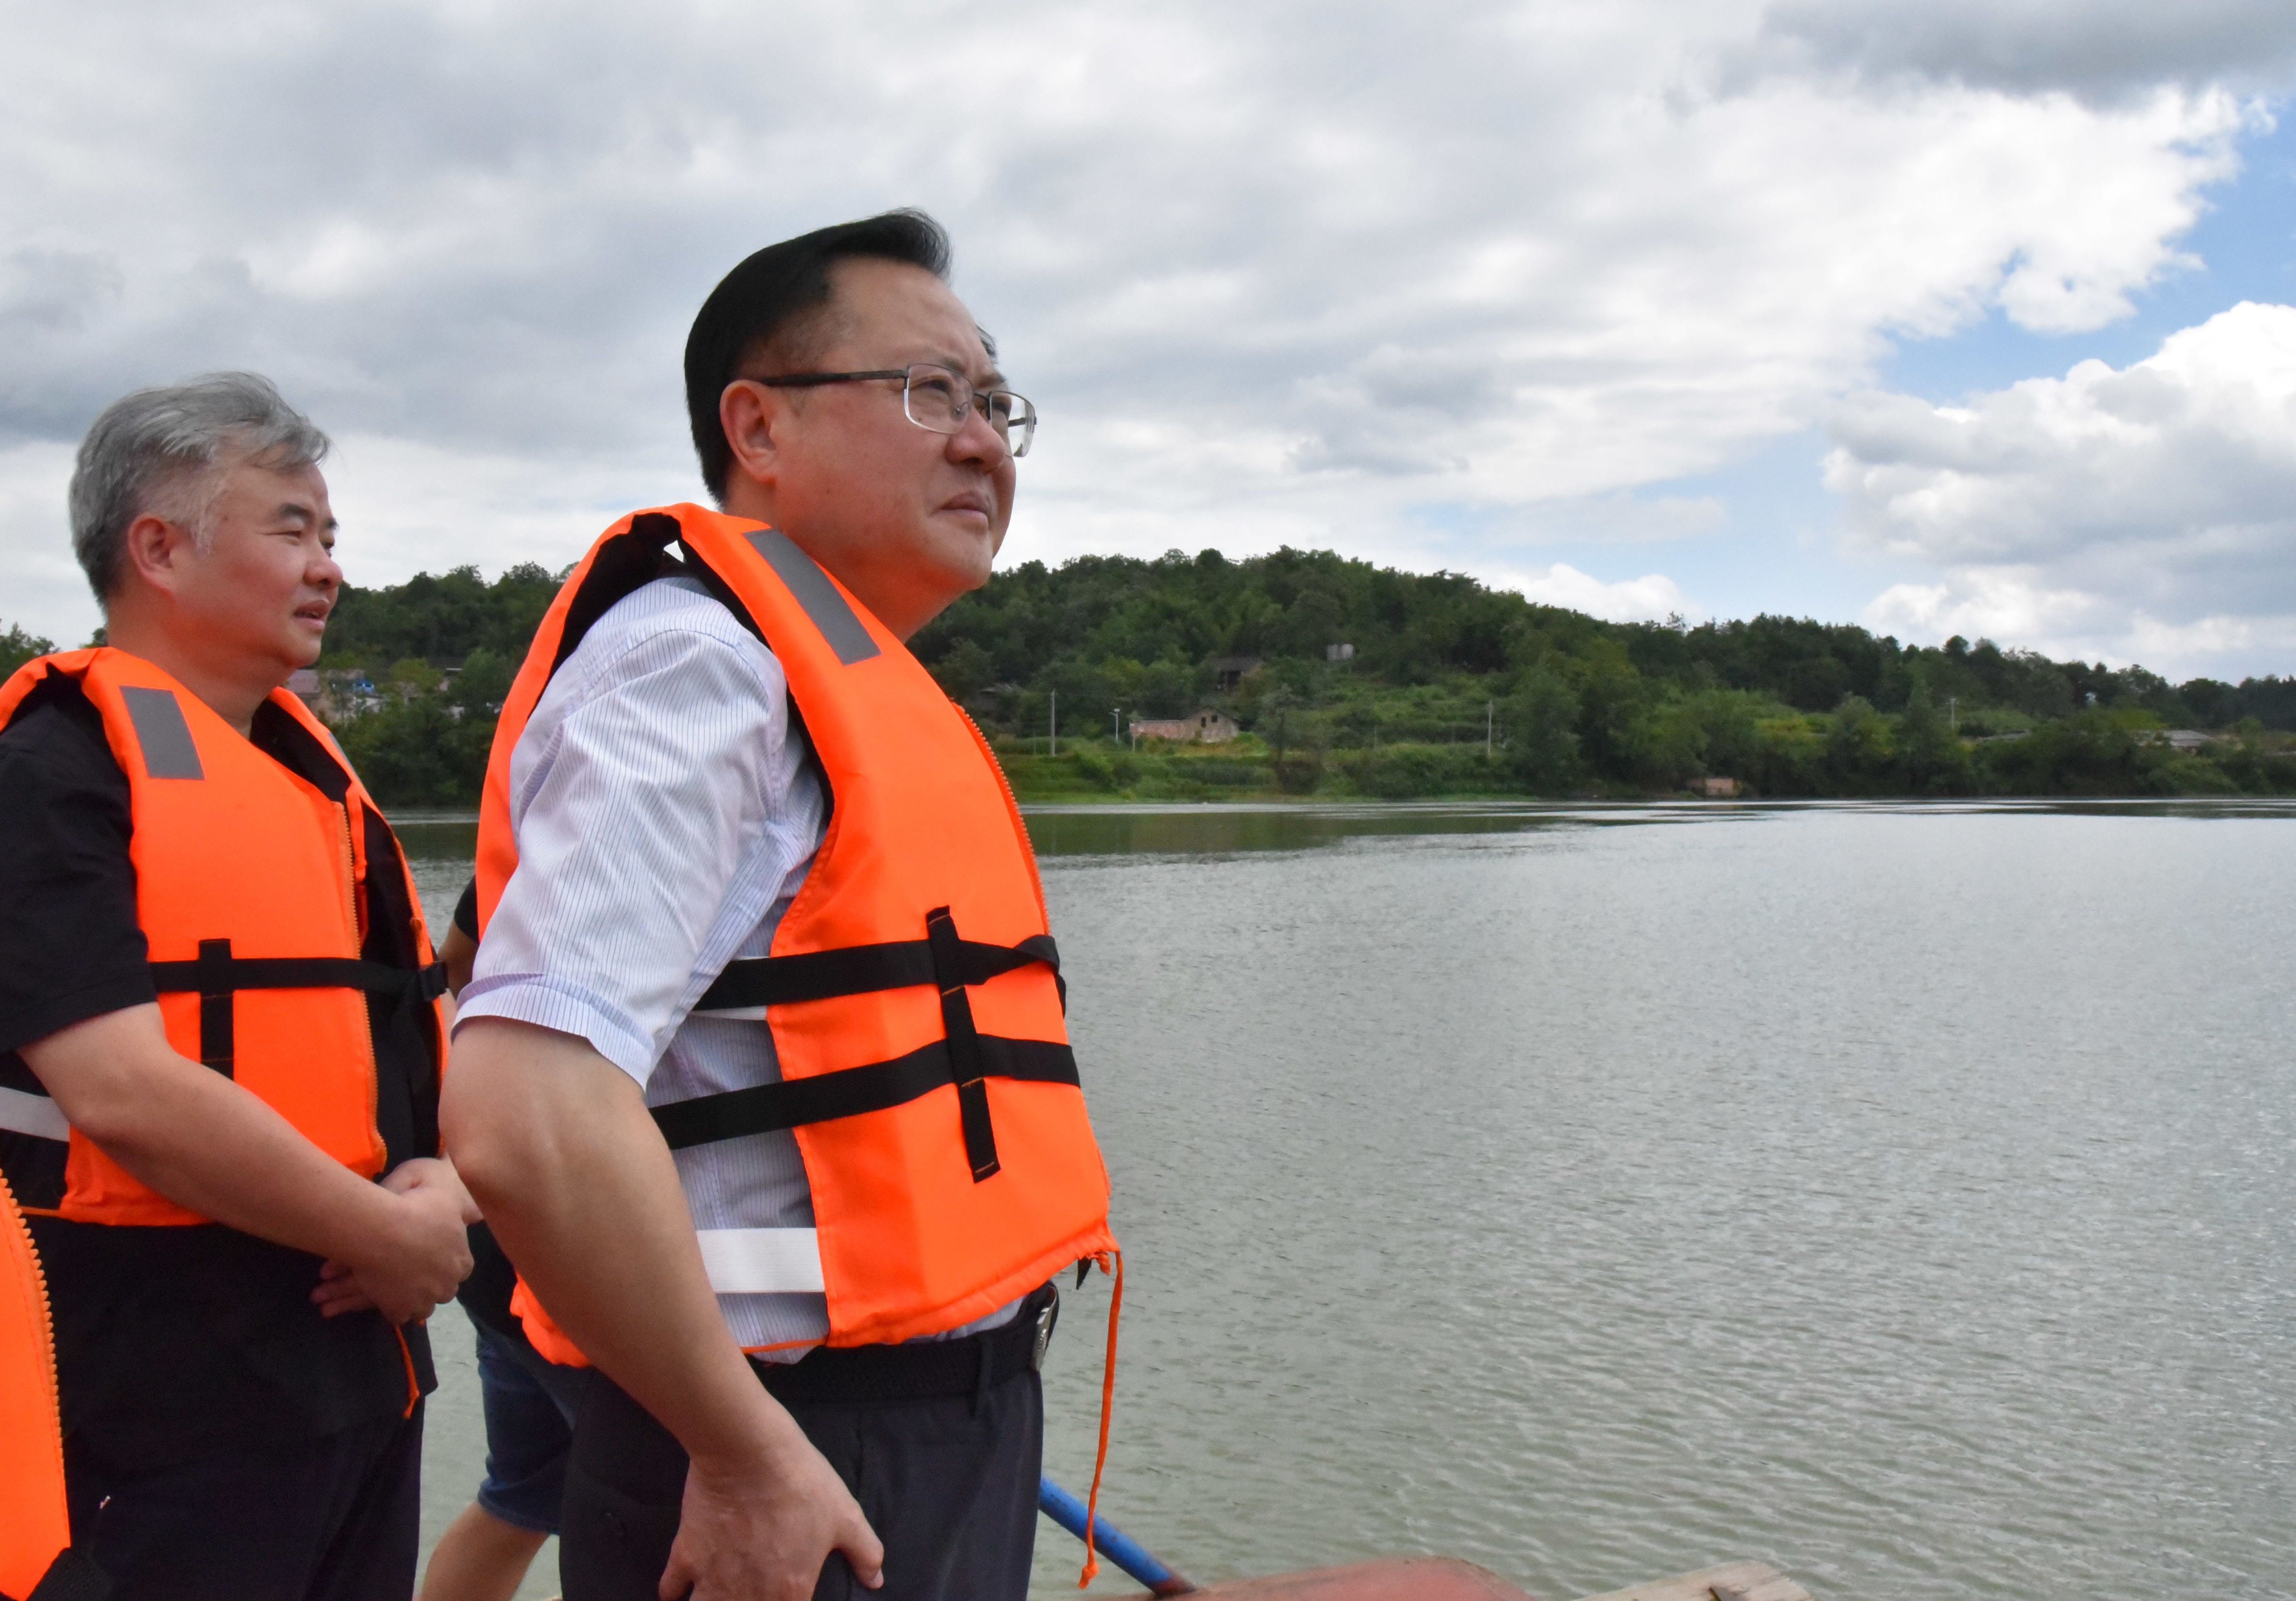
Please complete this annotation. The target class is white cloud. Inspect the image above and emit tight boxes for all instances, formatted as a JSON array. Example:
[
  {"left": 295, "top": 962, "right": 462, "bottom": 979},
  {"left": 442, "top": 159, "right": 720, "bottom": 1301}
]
[
  {"left": 320, "top": 435, "right": 698, "bottom": 591},
  {"left": 1498, "top": 564, "right": 1704, "bottom": 626},
  {"left": 1865, "top": 568, "right": 2296, "bottom": 678},
  {"left": 1863, "top": 567, "right": 2111, "bottom": 649},
  {"left": 0, "top": 0, "right": 2283, "bottom": 655},
  {"left": 1834, "top": 301, "right": 2296, "bottom": 673}
]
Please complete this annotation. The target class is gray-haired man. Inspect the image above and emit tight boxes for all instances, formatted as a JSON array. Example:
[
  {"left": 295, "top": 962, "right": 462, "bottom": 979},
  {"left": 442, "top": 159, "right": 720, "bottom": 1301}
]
[{"left": 0, "top": 374, "right": 472, "bottom": 1600}]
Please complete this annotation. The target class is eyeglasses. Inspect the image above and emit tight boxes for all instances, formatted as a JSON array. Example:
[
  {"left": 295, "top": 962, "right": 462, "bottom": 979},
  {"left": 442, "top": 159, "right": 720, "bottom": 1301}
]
[{"left": 746, "top": 363, "right": 1036, "bottom": 458}]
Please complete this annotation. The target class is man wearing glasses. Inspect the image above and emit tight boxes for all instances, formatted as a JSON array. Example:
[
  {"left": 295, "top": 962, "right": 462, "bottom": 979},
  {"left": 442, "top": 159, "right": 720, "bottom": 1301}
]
[{"left": 444, "top": 212, "right": 1113, "bottom": 1601}]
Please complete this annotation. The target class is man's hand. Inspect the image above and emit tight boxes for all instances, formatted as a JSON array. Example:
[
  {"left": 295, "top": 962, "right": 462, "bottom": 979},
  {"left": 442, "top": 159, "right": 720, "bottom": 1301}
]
[
  {"left": 446, "top": 1018, "right": 886, "bottom": 1600},
  {"left": 662, "top": 1429, "right": 885, "bottom": 1601},
  {"left": 22, "top": 1004, "right": 475, "bottom": 1315},
  {"left": 311, "top": 1158, "right": 479, "bottom": 1321}
]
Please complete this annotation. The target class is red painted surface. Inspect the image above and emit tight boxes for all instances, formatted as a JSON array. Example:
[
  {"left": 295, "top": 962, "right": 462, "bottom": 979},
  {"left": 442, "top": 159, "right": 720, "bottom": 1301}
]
[{"left": 1132, "top": 1556, "right": 1540, "bottom": 1600}]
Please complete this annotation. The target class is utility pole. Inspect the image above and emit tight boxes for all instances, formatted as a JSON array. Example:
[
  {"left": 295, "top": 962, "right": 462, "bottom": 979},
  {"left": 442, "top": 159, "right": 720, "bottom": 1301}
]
[
  {"left": 1485, "top": 699, "right": 1494, "bottom": 757},
  {"left": 1049, "top": 690, "right": 1058, "bottom": 757},
  {"left": 1947, "top": 695, "right": 1958, "bottom": 731},
  {"left": 1111, "top": 706, "right": 1120, "bottom": 744}
]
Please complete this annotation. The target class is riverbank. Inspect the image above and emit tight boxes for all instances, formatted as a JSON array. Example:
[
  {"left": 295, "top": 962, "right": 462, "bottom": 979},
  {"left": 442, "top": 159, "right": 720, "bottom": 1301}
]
[{"left": 987, "top": 726, "right": 2296, "bottom": 804}]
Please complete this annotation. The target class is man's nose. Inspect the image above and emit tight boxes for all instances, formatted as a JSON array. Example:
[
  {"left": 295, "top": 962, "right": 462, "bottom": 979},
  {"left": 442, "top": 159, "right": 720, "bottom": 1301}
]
[{"left": 947, "top": 400, "right": 1010, "bottom": 465}]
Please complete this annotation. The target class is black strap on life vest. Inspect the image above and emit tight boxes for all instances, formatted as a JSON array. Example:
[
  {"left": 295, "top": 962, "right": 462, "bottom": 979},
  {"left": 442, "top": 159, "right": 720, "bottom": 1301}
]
[
  {"left": 145, "top": 942, "right": 448, "bottom": 1079},
  {"left": 693, "top": 934, "right": 1062, "bottom": 1012},
  {"left": 649, "top": 1034, "right": 1079, "bottom": 1152},
  {"left": 927, "top": 906, "right": 1000, "bottom": 1181},
  {"left": 656, "top": 909, "right": 1070, "bottom": 1182}
]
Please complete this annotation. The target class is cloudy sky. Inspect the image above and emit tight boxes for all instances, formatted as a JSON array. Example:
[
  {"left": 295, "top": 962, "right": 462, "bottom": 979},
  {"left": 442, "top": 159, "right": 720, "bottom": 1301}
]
[{"left": 6, "top": 0, "right": 2296, "bottom": 680}]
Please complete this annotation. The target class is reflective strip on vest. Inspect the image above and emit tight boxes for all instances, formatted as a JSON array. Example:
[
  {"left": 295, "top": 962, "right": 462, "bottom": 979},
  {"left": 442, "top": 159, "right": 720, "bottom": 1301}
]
[
  {"left": 120, "top": 684, "right": 204, "bottom": 780},
  {"left": 742, "top": 531, "right": 881, "bottom": 665},
  {"left": 695, "top": 1227, "right": 826, "bottom": 1295},
  {"left": 0, "top": 1089, "right": 67, "bottom": 1143}
]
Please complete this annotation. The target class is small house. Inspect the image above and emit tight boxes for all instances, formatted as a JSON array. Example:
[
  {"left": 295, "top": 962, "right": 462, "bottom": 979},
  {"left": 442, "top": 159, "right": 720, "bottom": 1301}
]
[{"left": 1130, "top": 708, "right": 1241, "bottom": 745}]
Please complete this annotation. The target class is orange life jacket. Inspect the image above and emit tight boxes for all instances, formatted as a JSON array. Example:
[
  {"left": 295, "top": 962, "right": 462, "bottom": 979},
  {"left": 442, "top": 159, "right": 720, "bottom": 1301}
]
[
  {"left": 477, "top": 504, "right": 1116, "bottom": 1357},
  {"left": 0, "top": 1169, "right": 97, "bottom": 1601},
  {"left": 0, "top": 650, "right": 445, "bottom": 1225}
]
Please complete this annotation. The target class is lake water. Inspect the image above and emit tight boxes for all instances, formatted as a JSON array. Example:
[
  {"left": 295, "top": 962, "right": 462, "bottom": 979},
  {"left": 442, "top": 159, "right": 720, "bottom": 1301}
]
[{"left": 396, "top": 801, "right": 2296, "bottom": 1601}]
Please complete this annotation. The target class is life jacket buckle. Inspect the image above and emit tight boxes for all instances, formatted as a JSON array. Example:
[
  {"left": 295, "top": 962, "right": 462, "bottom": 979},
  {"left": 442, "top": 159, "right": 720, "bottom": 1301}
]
[{"left": 1030, "top": 1290, "right": 1059, "bottom": 1372}]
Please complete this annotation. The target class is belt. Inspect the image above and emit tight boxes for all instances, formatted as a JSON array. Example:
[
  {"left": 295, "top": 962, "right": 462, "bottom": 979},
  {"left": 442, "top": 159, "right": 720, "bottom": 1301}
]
[{"left": 751, "top": 1283, "right": 1059, "bottom": 1407}]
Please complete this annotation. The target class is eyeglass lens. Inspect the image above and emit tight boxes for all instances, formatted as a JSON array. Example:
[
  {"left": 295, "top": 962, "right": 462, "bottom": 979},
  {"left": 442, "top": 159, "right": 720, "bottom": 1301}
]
[{"left": 903, "top": 365, "right": 1035, "bottom": 458}]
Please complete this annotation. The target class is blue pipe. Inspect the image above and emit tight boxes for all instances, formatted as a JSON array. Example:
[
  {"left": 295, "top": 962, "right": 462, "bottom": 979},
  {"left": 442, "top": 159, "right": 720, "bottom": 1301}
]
[{"left": 1037, "top": 1475, "right": 1196, "bottom": 1595}]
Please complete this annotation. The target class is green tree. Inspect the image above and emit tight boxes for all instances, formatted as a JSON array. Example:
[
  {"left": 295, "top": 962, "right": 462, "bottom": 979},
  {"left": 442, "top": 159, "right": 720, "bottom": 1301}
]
[
  {"left": 1621, "top": 696, "right": 1707, "bottom": 790},
  {"left": 1, "top": 622, "right": 56, "bottom": 677},
  {"left": 929, "top": 640, "right": 995, "bottom": 704},
  {"left": 1501, "top": 668, "right": 1581, "bottom": 792},
  {"left": 1567, "top": 638, "right": 1646, "bottom": 776},
  {"left": 1975, "top": 710, "right": 2143, "bottom": 794},
  {"left": 1825, "top": 695, "right": 1895, "bottom": 792},
  {"left": 1895, "top": 685, "right": 1969, "bottom": 795},
  {"left": 448, "top": 648, "right": 514, "bottom": 717},
  {"left": 387, "top": 657, "right": 445, "bottom": 698}
]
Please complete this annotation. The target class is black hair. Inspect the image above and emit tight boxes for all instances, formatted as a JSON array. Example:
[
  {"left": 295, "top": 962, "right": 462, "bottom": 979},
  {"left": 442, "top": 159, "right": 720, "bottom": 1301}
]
[{"left": 684, "top": 208, "right": 953, "bottom": 501}]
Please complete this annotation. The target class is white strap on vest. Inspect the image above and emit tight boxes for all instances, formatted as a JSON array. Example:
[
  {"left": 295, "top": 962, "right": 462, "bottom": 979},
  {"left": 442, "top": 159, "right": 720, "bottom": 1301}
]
[
  {"left": 694, "top": 1227, "right": 825, "bottom": 1294},
  {"left": 0, "top": 1088, "right": 69, "bottom": 1143}
]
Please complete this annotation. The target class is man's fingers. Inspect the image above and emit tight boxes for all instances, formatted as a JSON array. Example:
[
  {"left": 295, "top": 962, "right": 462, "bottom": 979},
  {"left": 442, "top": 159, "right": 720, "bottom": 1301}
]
[
  {"left": 311, "top": 1281, "right": 377, "bottom": 1316},
  {"left": 840, "top": 1509, "right": 886, "bottom": 1589}
]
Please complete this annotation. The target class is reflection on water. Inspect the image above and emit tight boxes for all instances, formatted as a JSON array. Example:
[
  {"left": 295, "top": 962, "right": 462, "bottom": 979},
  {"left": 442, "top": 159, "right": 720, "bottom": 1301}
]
[{"left": 398, "top": 802, "right": 2296, "bottom": 1601}]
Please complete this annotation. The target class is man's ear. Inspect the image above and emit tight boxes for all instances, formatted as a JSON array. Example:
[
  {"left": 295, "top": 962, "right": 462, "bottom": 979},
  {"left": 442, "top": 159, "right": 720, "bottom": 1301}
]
[
  {"left": 120, "top": 512, "right": 195, "bottom": 600},
  {"left": 719, "top": 381, "right": 787, "bottom": 492}
]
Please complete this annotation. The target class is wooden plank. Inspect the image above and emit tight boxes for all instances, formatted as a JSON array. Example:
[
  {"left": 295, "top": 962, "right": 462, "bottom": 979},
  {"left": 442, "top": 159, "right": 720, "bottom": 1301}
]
[{"left": 1571, "top": 1560, "right": 1811, "bottom": 1601}]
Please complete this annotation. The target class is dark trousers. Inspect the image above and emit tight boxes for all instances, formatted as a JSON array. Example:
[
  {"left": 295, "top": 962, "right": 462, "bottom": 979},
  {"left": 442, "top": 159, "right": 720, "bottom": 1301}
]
[
  {"left": 63, "top": 1403, "right": 424, "bottom": 1601},
  {"left": 561, "top": 1362, "right": 1043, "bottom": 1601}
]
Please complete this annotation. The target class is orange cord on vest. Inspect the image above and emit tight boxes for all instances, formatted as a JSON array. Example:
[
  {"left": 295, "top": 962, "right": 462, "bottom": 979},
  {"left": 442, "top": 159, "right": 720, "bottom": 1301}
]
[
  {"left": 1079, "top": 1249, "right": 1122, "bottom": 1587},
  {"left": 394, "top": 1325, "right": 423, "bottom": 1419}
]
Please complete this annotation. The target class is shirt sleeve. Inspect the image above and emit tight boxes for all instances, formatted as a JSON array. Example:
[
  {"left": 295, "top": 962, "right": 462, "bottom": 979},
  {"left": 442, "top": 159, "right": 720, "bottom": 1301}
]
[
  {"left": 455, "top": 609, "right": 798, "bottom": 1085},
  {"left": 0, "top": 701, "right": 156, "bottom": 1055}
]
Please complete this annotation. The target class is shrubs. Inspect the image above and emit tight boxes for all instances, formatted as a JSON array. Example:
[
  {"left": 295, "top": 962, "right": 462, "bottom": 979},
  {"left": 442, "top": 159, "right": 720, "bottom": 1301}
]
[
  {"left": 1332, "top": 744, "right": 1506, "bottom": 798},
  {"left": 332, "top": 696, "right": 492, "bottom": 808}
]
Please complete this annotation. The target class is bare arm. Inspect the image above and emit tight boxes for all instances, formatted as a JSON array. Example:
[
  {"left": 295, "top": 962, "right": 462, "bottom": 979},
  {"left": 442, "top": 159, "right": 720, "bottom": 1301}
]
[
  {"left": 443, "top": 1016, "right": 883, "bottom": 1600},
  {"left": 22, "top": 1003, "right": 472, "bottom": 1323},
  {"left": 441, "top": 921, "right": 477, "bottom": 997}
]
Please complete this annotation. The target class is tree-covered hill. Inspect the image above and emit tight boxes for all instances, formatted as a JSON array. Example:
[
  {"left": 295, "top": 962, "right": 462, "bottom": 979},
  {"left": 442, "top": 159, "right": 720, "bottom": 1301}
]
[
  {"left": 912, "top": 545, "right": 2295, "bottom": 733},
  {"left": 319, "top": 563, "right": 562, "bottom": 668},
  {"left": 8, "top": 545, "right": 2292, "bottom": 805}
]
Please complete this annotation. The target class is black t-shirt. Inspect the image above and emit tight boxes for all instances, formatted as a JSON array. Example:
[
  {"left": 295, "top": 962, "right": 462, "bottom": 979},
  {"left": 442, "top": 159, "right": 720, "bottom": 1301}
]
[{"left": 0, "top": 671, "right": 435, "bottom": 1467}]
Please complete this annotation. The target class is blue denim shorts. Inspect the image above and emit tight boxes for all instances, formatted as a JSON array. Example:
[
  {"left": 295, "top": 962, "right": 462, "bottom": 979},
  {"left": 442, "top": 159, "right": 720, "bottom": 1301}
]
[{"left": 473, "top": 1319, "right": 590, "bottom": 1535}]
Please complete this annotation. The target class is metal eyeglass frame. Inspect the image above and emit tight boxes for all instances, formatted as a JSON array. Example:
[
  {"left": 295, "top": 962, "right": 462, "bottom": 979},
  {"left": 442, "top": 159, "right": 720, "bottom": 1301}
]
[{"left": 746, "top": 363, "right": 1036, "bottom": 458}]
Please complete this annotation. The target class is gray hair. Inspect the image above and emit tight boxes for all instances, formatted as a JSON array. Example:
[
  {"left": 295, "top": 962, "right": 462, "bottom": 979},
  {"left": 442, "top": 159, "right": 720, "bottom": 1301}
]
[{"left": 69, "top": 372, "right": 331, "bottom": 601}]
